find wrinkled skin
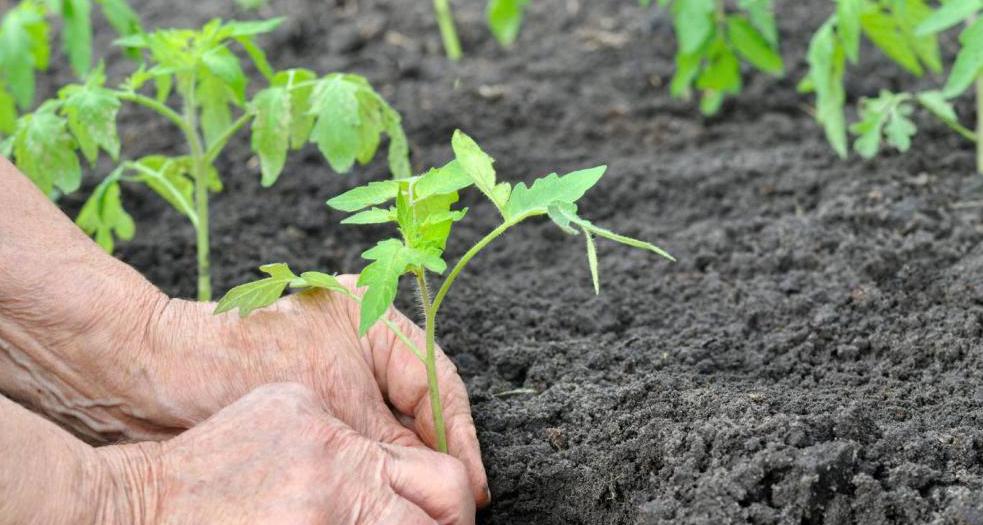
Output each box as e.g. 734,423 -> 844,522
100,383 -> 475,525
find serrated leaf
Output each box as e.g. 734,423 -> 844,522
487,0 -> 529,47
944,18 -> 983,97
549,202 -> 675,263
214,263 -> 297,317
726,15 -> 783,75
309,75 -> 361,172
414,160 -> 473,200
62,0 -> 93,76
327,180 -> 399,212
59,70 -> 121,164
916,0 -> 981,36
850,90 -> 917,158
202,45 -> 247,103
452,129 -> 510,212
12,108 -> 81,196
356,239 -> 414,335
251,86 -> 290,187
76,173 -> 134,253
505,165 -> 606,219
342,207 -> 394,225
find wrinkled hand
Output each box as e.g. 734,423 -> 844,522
99,383 -> 475,524
142,276 -> 489,507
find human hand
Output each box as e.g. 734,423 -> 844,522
141,276 -> 489,507
97,382 -> 476,524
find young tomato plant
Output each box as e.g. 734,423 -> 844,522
1,18 -> 410,301
431,0 -> 531,60
215,130 -> 674,453
0,0 -> 142,135
845,0 -> 983,173
646,0 -> 783,115
800,0 -> 944,159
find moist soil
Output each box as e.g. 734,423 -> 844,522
46,0 -> 983,523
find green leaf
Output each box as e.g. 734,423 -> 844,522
895,0 -> 942,75
916,0 -> 981,36
129,155 -> 196,222
670,50 -> 703,99
342,207 -> 395,225
297,271 -> 350,294
76,172 -> 134,253
451,129 -> 511,212
12,108 -> 81,196
696,38 -> 741,93
672,0 -> 716,54
214,263 -> 298,317
62,0 -> 93,76
916,90 -> 962,127
201,45 -> 247,103
251,87 -> 291,187
356,239 -> 414,335
738,0 -> 778,46
487,0 -> 529,47
850,90 -> 917,158
197,71 -> 234,148
235,35 -> 274,81
309,75 -> 361,173
272,68 -> 317,149
414,160 -> 473,200
726,15 -> 783,75
59,69 -> 121,164
943,18 -> 983,97
806,19 -> 848,159
0,3 -> 49,109
584,228 -> 600,295
554,204 -> 675,261
327,180 -> 399,212
504,165 -> 606,219
95,0 -> 142,41
836,0 -> 862,63
860,6 -> 923,76
219,17 -> 284,37
0,84 -> 17,135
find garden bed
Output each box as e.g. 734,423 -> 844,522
55,0 -> 983,522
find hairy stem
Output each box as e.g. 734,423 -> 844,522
181,81 -> 212,302
433,0 -> 462,61
415,271 -> 447,454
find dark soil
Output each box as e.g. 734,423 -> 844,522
46,0 -> 983,523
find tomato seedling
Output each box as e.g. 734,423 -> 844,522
0,0 -> 142,135
843,1 -> 983,173
216,130 -> 674,453
645,0 -> 783,115
0,17 -> 410,301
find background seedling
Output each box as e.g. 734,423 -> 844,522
216,130 -> 674,452
1,17 -> 410,301
0,0 -> 142,135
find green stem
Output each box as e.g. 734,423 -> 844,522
977,73 -> 983,174
433,0 -> 462,61
431,214 -> 533,315
115,92 -> 192,136
181,81 -> 212,302
415,271 -> 447,454
204,111 -> 254,165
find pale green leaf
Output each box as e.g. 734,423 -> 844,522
726,15 -> 783,75
487,0 -> 529,47
309,75 -> 361,173
916,0 -> 981,35
59,70 -> 121,163
327,180 -> 399,212
452,129 -> 509,212
836,0 -> 862,62
214,263 -> 297,317
341,207 -> 394,225
414,160 -> 473,200
943,18 -> 983,97
62,0 -> 93,76
584,228 -> 600,295
356,239 -> 413,335
12,108 -> 81,196
250,87 -> 291,187
505,165 -> 606,219
76,173 -> 134,253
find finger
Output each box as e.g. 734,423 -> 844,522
366,308 -> 490,508
326,384 -> 428,451
382,444 -> 476,525
375,494 -> 439,525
